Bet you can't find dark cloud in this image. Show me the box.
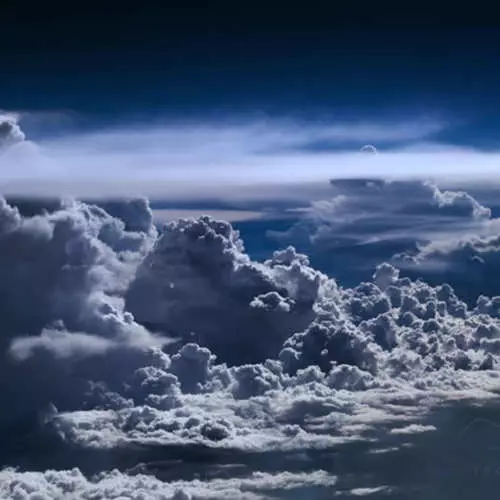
[394,226,500,305]
[125,217,320,365]
[269,178,492,288]
[2,178,500,497]
[0,196,161,428]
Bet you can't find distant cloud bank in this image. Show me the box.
[2,112,497,200]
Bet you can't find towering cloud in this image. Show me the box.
[0,195,160,427]
[125,216,321,365]
[0,115,25,150]
[270,178,492,287]
[2,174,500,497]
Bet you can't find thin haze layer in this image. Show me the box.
[1,115,499,200]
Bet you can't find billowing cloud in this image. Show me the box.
[0,467,338,499]
[0,195,161,427]
[394,220,500,305]
[2,154,500,496]
[125,217,321,365]
[269,178,492,288]
[0,188,500,498]
[0,115,25,150]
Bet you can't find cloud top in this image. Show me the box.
[1,114,494,200]
[0,115,25,151]
[2,117,500,497]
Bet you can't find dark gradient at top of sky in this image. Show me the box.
[2,3,500,128]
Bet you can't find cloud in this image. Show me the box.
[0,115,491,201]
[3,128,500,497]
[1,195,499,443]
[269,178,492,288]
[0,467,338,499]
[394,224,500,305]
[10,329,118,361]
[124,217,321,365]
[0,195,163,427]
[0,115,25,150]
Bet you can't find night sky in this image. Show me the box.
[2,4,500,129]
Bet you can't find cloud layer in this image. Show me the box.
[3,114,500,201]
[3,120,500,497]
[1,180,500,497]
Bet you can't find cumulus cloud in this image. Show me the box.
[125,217,321,365]
[0,115,25,150]
[0,467,337,499]
[4,171,500,496]
[1,201,498,423]
[368,184,500,304]
[0,195,162,427]
[270,178,493,288]
[394,228,500,305]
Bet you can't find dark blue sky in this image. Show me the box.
[1,4,500,148]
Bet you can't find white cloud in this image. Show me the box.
[389,424,437,435]
[0,115,25,150]
[0,115,482,200]
[3,199,498,463]
[0,467,338,499]
[10,329,118,361]
[337,486,393,497]
[2,145,500,496]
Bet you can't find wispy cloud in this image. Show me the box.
[0,114,497,200]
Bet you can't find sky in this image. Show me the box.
[2,5,500,199]
[0,5,498,122]
[6,5,500,499]
[1,5,500,135]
